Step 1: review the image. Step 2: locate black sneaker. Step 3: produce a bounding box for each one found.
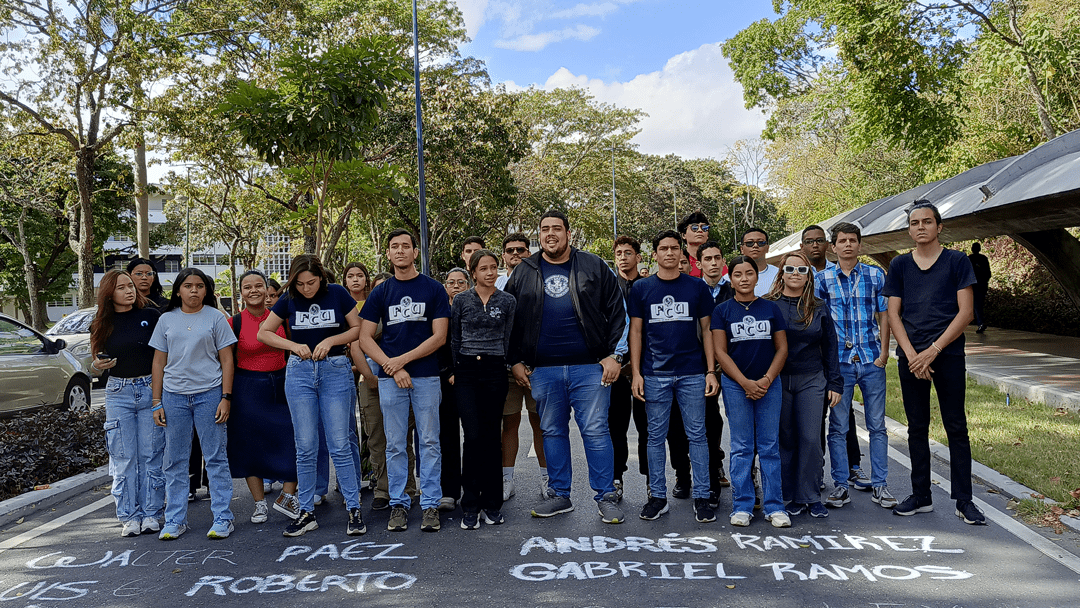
[371,497,390,511]
[672,480,691,499]
[786,502,806,516]
[640,497,669,520]
[347,508,366,536]
[893,494,934,516]
[461,511,480,530]
[694,498,716,523]
[849,467,872,491]
[955,500,986,525]
[283,511,318,537]
[707,491,721,509]
[481,509,505,525]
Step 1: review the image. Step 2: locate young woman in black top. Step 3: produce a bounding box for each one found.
[90,270,164,537]
[451,250,516,529]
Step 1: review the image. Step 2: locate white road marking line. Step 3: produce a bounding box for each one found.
[854,423,1080,575]
[0,496,113,554]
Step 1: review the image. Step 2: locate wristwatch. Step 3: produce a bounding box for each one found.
[608,353,625,365]
[222,393,233,401]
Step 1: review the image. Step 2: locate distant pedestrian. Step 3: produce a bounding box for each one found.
[150,268,238,541]
[127,258,169,310]
[969,243,991,333]
[91,270,164,537]
[884,200,985,525]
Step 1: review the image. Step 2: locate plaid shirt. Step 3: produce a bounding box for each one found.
[815,262,887,364]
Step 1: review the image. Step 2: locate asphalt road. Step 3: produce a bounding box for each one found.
[3,405,1079,608]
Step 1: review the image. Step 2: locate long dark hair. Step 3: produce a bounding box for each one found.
[125,258,165,303]
[284,254,330,300]
[165,268,218,312]
[343,261,371,300]
[90,270,149,354]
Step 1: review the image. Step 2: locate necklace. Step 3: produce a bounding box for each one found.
[735,296,758,311]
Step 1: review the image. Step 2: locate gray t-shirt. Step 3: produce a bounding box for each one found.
[149,306,238,395]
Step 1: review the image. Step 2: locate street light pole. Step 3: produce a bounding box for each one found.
[412,0,431,275]
[611,141,617,240]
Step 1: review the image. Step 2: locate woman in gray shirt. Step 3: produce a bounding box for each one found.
[451,249,516,529]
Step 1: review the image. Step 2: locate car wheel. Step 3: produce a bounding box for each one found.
[64,376,91,413]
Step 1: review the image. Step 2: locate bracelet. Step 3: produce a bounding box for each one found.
[930,342,942,353]
[706,371,718,376]
[151,405,163,412]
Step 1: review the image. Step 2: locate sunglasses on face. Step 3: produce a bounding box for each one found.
[445,279,469,286]
[742,240,768,248]
[132,271,155,278]
[783,265,811,275]
[802,238,826,245]
[504,247,527,255]
[688,223,710,233]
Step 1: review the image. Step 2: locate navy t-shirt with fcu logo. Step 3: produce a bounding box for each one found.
[711,298,787,381]
[271,282,356,356]
[628,274,715,376]
[359,273,451,378]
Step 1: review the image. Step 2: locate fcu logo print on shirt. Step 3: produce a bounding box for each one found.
[388,296,428,325]
[296,304,338,329]
[729,315,772,342]
[649,296,691,323]
[544,275,570,298]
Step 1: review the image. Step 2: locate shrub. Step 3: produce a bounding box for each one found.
[0,408,108,502]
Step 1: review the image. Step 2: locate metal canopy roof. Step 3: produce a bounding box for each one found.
[768,128,1080,261]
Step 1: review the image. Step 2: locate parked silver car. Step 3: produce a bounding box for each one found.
[44,306,99,385]
[0,313,91,414]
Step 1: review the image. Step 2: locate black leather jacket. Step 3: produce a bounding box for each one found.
[505,247,627,368]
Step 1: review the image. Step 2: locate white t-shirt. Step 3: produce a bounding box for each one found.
[755,263,780,297]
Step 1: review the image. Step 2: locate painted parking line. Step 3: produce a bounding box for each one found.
[0,496,113,555]
[853,423,1080,576]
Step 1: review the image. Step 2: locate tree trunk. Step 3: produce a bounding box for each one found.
[73,147,96,308]
[14,209,46,331]
[135,134,151,258]
[303,192,316,254]
[230,239,239,313]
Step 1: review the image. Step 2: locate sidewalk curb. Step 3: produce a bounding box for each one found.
[967,367,1080,413]
[0,466,111,530]
[857,403,1080,534]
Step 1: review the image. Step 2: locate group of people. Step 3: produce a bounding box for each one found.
[91,198,986,541]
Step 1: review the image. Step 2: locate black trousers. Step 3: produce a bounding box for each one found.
[898,354,972,501]
[973,284,988,327]
[455,355,509,513]
[440,373,462,501]
[610,375,648,478]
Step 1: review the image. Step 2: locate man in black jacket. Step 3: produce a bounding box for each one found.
[506,210,628,523]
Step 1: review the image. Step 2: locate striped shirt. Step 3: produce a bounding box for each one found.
[815,262,887,364]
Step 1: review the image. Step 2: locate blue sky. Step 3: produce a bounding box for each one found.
[453,0,779,160]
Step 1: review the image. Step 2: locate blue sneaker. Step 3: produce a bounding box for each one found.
[158,523,188,540]
[207,520,234,539]
[785,502,806,516]
[808,502,829,518]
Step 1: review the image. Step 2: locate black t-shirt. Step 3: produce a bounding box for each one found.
[883,248,976,357]
[103,307,160,378]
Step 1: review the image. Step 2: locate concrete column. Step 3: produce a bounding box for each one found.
[1009,229,1080,310]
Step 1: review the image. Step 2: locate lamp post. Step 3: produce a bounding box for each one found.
[611,141,617,240]
[412,0,431,275]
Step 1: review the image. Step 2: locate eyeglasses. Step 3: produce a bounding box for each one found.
[742,240,768,248]
[132,271,155,278]
[783,265,811,275]
[688,223,710,233]
[802,238,826,245]
[445,279,469,286]
[504,247,528,255]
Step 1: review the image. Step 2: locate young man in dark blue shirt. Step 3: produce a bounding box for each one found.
[884,201,984,525]
[505,210,628,523]
[629,231,720,523]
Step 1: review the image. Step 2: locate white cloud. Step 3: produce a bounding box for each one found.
[494,24,601,52]
[454,0,491,39]
[537,43,766,160]
[550,2,620,19]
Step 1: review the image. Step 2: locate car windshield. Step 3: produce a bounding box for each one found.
[47,309,95,335]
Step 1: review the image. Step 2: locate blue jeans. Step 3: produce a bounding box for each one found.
[312,393,362,496]
[644,375,710,499]
[285,355,361,512]
[721,376,783,515]
[829,362,888,488]
[378,376,442,510]
[162,386,233,526]
[530,364,615,502]
[104,376,165,522]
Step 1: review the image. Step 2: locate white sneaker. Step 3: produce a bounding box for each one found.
[140,517,160,534]
[766,511,792,528]
[121,520,141,537]
[263,481,272,493]
[251,500,269,524]
[313,494,326,506]
[730,511,752,527]
[539,473,550,498]
[503,476,515,501]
